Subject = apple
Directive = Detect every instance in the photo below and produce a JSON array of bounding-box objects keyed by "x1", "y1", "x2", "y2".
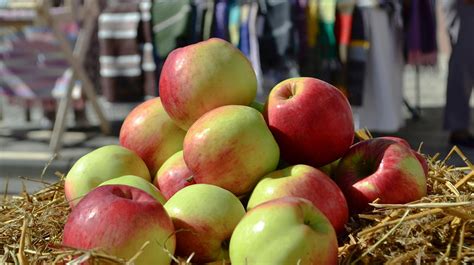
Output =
[
  {"x1": 249, "y1": 100, "x2": 264, "y2": 113},
  {"x1": 247, "y1": 164, "x2": 348, "y2": 233},
  {"x1": 64, "y1": 145, "x2": 151, "y2": 206},
  {"x1": 159, "y1": 38, "x2": 257, "y2": 130},
  {"x1": 183, "y1": 105, "x2": 280, "y2": 196},
  {"x1": 119, "y1": 97, "x2": 186, "y2": 176},
  {"x1": 154, "y1": 150, "x2": 195, "y2": 200},
  {"x1": 333, "y1": 138, "x2": 427, "y2": 214},
  {"x1": 319, "y1": 158, "x2": 341, "y2": 178},
  {"x1": 99, "y1": 175, "x2": 166, "y2": 204},
  {"x1": 229, "y1": 197, "x2": 338, "y2": 265},
  {"x1": 164, "y1": 184, "x2": 245, "y2": 263},
  {"x1": 379, "y1": 136, "x2": 429, "y2": 176},
  {"x1": 264, "y1": 77, "x2": 354, "y2": 167},
  {"x1": 63, "y1": 185, "x2": 176, "y2": 265}
]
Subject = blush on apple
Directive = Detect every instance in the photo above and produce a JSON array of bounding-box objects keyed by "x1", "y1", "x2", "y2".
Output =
[
  {"x1": 334, "y1": 138, "x2": 427, "y2": 214},
  {"x1": 154, "y1": 150, "x2": 195, "y2": 200},
  {"x1": 264, "y1": 77, "x2": 354, "y2": 167},
  {"x1": 63, "y1": 185, "x2": 176, "y2": 265}
]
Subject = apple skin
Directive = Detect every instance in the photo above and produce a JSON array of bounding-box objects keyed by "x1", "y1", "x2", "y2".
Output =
[
  {"x1": 154, "y1": 150, "x2": 195, "y2": 200},
  {"x1": 247, "y1": 164, "x2": 348, "y2": 233},
  {"x1": 333, "y1": 138, "x2": 427, "y2": 214},
  {"x1": 164, "y1": 184, "x2": 246, "y2": 263},
  {"x1": 64, "y1": 145, "x2": 151, "y2": 207},
  {"x1": 379, "y1": 136, "x2": 429, "y2": 177},
  {"x1": 119, "y1": 97, "x2": 186, "y2": 176},
  {"x1": 159, "y1": 38, "x2": 257, "y2": 130},
  {"x1": 184, "y1": 105, "x2": 280, "y2": 196},
  {"x1": 264, "y1": 77, "x2": 354, "y2": 167},
  {"x1": 99, "y1": 175, "x2": 166, "y2": 205},
  {"x1": 63, "y1": 185, "x2": 176, "y2": 265},
  {"x1": 229, "y1": 197, "x2": 338, "y2": 265}
]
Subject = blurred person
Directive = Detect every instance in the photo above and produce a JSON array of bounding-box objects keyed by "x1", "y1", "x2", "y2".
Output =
[{"x1": 443, "y1": 0, "x2": 474, "y2": 148}]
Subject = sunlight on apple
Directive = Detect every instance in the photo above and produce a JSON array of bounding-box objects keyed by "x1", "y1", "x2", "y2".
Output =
[
  {"x1": 253, "y1": 220, "x2": 265, "y2": 233},
  {"x1": 195, "y1": 128, "x2": 211, "y2": 141}
]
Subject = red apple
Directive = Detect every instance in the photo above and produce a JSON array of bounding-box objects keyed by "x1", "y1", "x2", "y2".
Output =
[
  {"x1": 264, "y1": 77, "x2": 354, "y2": 167},
  {"x1": 159, "y1": 38, "x2": 257, "y2": 130},
  {"x1": 63, "y1": 185, "x2": 176, "y2": 264},
  {"x1": 379, "y1": 136, "x2": 429, "y2": 176},
  {"x1": 120, "y1": 97, "x2": 186, "y2": 176},
  {"x1": 247, "y1": 164, "x2": 348, "y2": 233},
  {"x1": 154, "y1": 150, "x2": 195, "y2": 200},
  {"x1": 334, "y1": 138, "x2": 427, "y2": 214}
]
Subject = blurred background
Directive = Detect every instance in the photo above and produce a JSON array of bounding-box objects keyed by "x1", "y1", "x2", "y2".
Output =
[{"x1": 1, "y1": 0, "x2": 473, "y2": 194}]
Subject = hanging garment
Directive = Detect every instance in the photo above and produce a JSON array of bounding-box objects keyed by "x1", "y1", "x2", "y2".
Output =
[
  {"x1": 213, "y1": 0, "x2": 229, "y2": 40},
  {"x1": 404, "y1": 0, "x2": 437, "y2": 65},
  {"x1": 335, "y1": 0, "x2": 354, "y2": 63},
  {"x1": 228, "y1": 0, "x2": 240, "y2": 46},
  {"x1": 99, "y1": 1, "x2": 157, "y2": 102},
  {"x1": 239, "y1": 3, "x2": 251, "y2": 58},
  {"x1": 248, "y1": 1, "x2": 263, "y2": 97},
  {"x1": 346, "y1": 5, "x2": 368, "y2": 106},
  {"x1": 202, "y1": 0, "x2": 214, "y2": 40},
  {"x1": 352, "y1": 5, "x2": 405, "y2": 133},
  {"x1": 151, "y1": 0, "x2": 191, "y2": 58}
]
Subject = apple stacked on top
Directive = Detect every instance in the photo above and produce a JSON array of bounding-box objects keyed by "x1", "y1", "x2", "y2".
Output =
[{"x1": 62, "y1": 38, "x2": 427, "y2": 265}]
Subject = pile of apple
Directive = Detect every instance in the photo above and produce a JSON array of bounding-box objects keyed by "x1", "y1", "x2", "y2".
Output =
[{"x1": 61, "y1": 38, "x2": 428, "y2": 264}]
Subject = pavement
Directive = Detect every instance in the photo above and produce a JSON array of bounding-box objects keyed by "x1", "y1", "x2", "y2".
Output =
[{"x1": 1, "y1": 55, "x2": 473, "y2": 195}]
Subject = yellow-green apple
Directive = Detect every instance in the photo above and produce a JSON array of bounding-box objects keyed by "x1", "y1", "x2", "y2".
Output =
[
  {"x1": 247, "y1": 164, "x2": 348, "y2": 233},
  {"x1": 378, "y1": 136, "x2": 429, "y2": 176},
  {"x1": 63, "y1": 185, "x2": 175, "y2": 265},
  {"x1": 119, "y1": 97, "x2": 186, "y2": 176},
  {"x1": 264, "y1": 77, "x2": 354, "y2": 167},
  {"x1": 333, "y1": 138, "x2": 427, "y2": 214},
  {"x1": 164, "y1": 184, "x2": 245, "y2": 263},
  {"x1": 319, "y1": 158, "x2": 341, "y2": 178},
  {"x1": 64, "y1": 145, "x2": 150, "y2": 206},
  {"x1": 99, "y1": 175, "x2": 166, "y2": 204},
  {"x1": 159, "y1": 38, "x2": 257, "y2": 130},
  {"x1": 183, "y1": 105, "x2": 280, "y2": 196},
  {"x1": 154, "y1": 150, "x2": 195, "y2": 200},
  {"x1": 229, "y1": 197, "x2": 338, "y2": 265}
]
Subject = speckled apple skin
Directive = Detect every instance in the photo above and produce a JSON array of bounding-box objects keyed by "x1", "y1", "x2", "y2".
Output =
[
  {"x1": 164, "y1": 184, "x2": 245, "y2": 263},
  {"x1": 183, "y1": 105, "x2": 280, "y2": 196},
  {"x1": 155, "y1": 150, "x2": 195, "y2": 200},
  {"x1": 63, "y1": 185, "x2": 176, "y2": 265},
  {"x1": 265, "y1": 77, "x2": 354, "y2": 167},
  {"x1": 119, "y1": 97, "x2": 186, "y2": 176},
  {"x1": 230, "y1": 197, "x2": 338, "y2": 265},
  {"x1": 159, "y1": 38, "x2": 257, "y2": 130},
  {"x1": 334, "y1": 138, "x2": 427, "y2": 214},
  {"x1": 247, "y1": 164, "x2": 349, "y2": 233}
]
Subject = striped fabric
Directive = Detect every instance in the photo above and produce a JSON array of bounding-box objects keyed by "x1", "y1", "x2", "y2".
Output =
[{"x1": 98, "y1": 0, "x2": 157, "y2": 101}]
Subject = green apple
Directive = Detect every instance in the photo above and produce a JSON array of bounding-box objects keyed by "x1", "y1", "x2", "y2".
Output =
[
  {"x1": 183, "y1": 105, "x2": 280, "y2": 196},
  {"x1": 64, "y1": 145, "x2": 151, "y2": 206},
  {"x1": 249, "y1": 100, "x2": 264, "y2": 113},
  {"x1": 164, "y1": 184, "x2": 245, "y2": 263},
  {"x1": 229, "y1": 197, "x2": 338, "y2": 265},
  {"x1": 99, "y1": 175, "x2": 166, "y2": 204},
  {"x1": 247, "y1": 164, "x2": 348, "y2": 233},
  {"x1": 159, "y1": 38, "x2": 257, "y2": 130},
  {"x1": 119, "y1": 97, "x2": 186, "y2": 176}
]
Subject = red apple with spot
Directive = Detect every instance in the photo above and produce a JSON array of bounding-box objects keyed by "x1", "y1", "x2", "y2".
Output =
[
  {"x1": 159, "y1": 38, "x2": 257, "y2": 130},
  {"x1": 334, "y1": 138, "x2": 427, "y2": 214},
  {"x1": 120, "y1": 97, "x2": 186, "y2": 176},
  {"x1": 184, "y1": 105, "x2": 280, "y2": 196},
  {"x1": 264, "y1": 77, "x2": 354, "y2": 167},
  {"x1": 247, "y1": 164, "x2": 348, "y2": 233},
  {"x1": 154, "y1": 150, "x2": 195, "y2": 200},
  {"x1": 229, "y1": 197, "x2": 338, "y2": 265},
  {"x1": 63, "y1": 185, "x2": 176, "y2": 265},
  {"x1": 164, "y1": 184, "x2": 246, "y2": 263}
]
